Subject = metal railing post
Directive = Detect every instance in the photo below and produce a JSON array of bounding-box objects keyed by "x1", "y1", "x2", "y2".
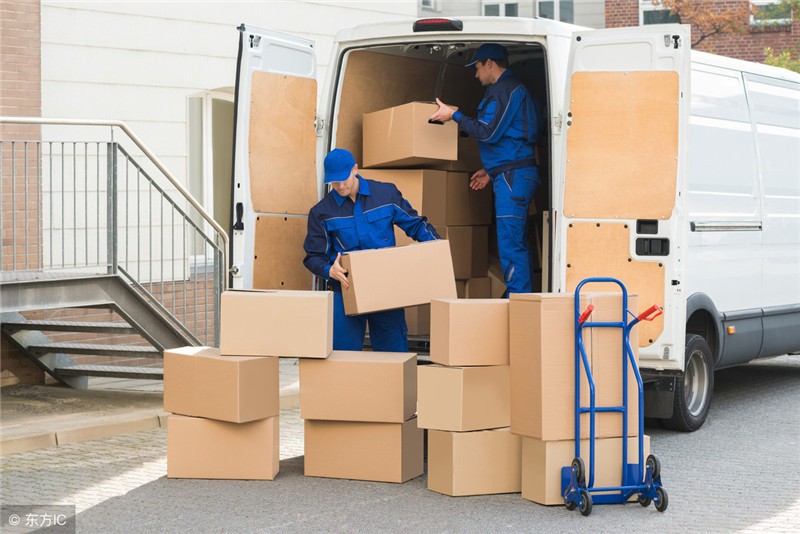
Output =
[{"x1": 106, "y1": 143, "x2": 118, "y2": 274}]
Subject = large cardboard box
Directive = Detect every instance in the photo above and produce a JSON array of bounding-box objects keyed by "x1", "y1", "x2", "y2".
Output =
[
  {"x1": 341, "y1": 240, "x2": 457, "y2": 315},
  {"x1": 220, "y1": 289, "x2": 332, "y2": 358},
  {"x1": 521, "y1": 435, "x2": 651, "y2": 505},
  {"x1": 362, "y1": 102, "x2": 458, "y2": 168},
  {"x1": 430, "y1": 133, "x2": 484, "y2": 172},
  {"x1": 436, "y1": 226, "x2": 489, "y2": 279},
  {"x1": 167, "y1": 415, "x2": 279, "y2": 480},
  {"x1": 456, "y1": 277, "x2": 492, "y2": 299},
  {"x1": 405, "y1": 304, "x2": 430, "y2": 335},
  {"x1": 509, "y1": 293, "x2": 591, "y2": 441},
  {"x1": 304, "y1": 418, "x2": 424, "y2": 483},
  {"x1": 164, "y1": 346, "x2": 278, "y2": 423},
  {"x1": 299, "y1": 351, "x2": 416, "y2": 423},
  {"x1": 361, "y1": 169, "x2": 491, "y2": 234},
  {"x1": 428, "y1": 428, "x2": 521, "y2": 496},
  {"x1": 430, "y1": 299, "x2": 509, "y2": 366},
  {"x1": 417, "y1": 364, "x2": 510, "y2": 431}
]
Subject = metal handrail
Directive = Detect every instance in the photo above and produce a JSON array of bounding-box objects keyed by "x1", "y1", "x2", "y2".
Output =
[{"x1": 0, "y1": 116, "x2": 229, "y2": 285}]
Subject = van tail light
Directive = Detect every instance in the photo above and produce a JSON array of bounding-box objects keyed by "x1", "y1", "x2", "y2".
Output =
[{"x1": 413, "y1": 18, "x2": 463, "y2": 32}]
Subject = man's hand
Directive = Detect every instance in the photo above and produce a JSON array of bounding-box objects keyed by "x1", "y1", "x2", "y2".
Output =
[
  {"x1": 429, "y1": 98, "x2": 455, "y2": 123},
  {"x1": 469, "y1": 169, "x2": 490, "y2": 190},
  {"x1": 329, "y1": 253, "x2": 350, "y2": 289}
]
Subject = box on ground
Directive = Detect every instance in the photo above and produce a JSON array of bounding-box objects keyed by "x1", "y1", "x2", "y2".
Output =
[
  {"x1": 362, "y1": 102, "x2": 458, "y2": 168},
  {"x1": 304, "y1": 418, "x2": 423, "y2": 483},
  {"x1": 436, "y1": 226, "x2": 489, "y2": 279},
  {"x1": 427, "y1": 427, "x2": 521, "y2": 496},
  {"x1": 300, "y1": 351, "x2": 416, "y2": 423},
  {"x1": 405, "y1": 304, "x2": 430, "y2": 335},
  {"x1": 341, "y1": 240, "x2": 457, "y2": 315},
  {"x1": 456, "y1": 277, "x2": 491, "y2": 299},
  {"x1": 220, "y1": 289, "x2": 332, "y2": 358},
  {"x1": 521, "y1": 435, "x2": 651, "y2": 505},
  {"x1": 430, "y1": 299, "x2": 509, "y2": 366},
  {"x1": 360, "y1": 169, "x2": 491, "y2": 229},
  {"x1": 418, "y1": 364, "x2": 510, "y2": 432},
  {"x1": 164, "y1": 346, "x2": 278, "y2": 423},
  {"x1": 167, "y1": 415, "x2": 279, "y2": 480}
]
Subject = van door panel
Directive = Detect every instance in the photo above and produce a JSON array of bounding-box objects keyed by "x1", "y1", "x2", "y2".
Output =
[
  {"x1": 565, "y1": 222, "x2": 665, "y2": 345},
  {"x1": 253, "y1": 215, "x2": 312, "y2": 290},
  {"x1": 563, "y1": 71, "x2": 678, "y2": 219},
  {"x1": 249, "y1": 72, "x2": 318, "y2": 214}
]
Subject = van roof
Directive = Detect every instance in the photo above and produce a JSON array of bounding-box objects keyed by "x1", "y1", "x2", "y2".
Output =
[
  {"x1": 691, "y1": 49, "x2": 800, "y2": 83},
  {"x1": 334, "y1": 16, "x2": 580, "y2": 45}
]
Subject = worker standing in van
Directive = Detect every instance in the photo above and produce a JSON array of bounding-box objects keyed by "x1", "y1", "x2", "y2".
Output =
[
  {"x1": 429, "y1": 43, "x2": 540, "y2": 295},
  {"x1": 303, "y1": 148, "x2": 440, "y2": 352}
]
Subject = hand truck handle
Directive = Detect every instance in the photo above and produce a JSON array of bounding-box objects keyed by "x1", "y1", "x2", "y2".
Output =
[
  {"x1": 578, "y1": 304, "x2": 595, "y2": 324},
  {"x1": 637, "y1": 304, "x2": 663, "y2": 322}
]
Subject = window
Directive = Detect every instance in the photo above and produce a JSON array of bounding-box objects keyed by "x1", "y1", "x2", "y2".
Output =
[
  {"x1": 420, "y1": 0, "x2": 439, "y2": 12},
  {"x1": 536, "y1": 1, "x2": 574, "y2": 24},
  {"x1": 483, "y1": 1, "x2": 518, "y2": 17},
  {"x1": 751, "y1": 0, "x2": 793, "y2": 26},
  {"x1": 639, "y1": 0, "x2": 680, "y2": 26}
]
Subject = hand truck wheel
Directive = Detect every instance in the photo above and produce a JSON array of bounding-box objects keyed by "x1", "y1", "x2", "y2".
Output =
[
  {"x1": 646, "y1": 454, "x2": 661, "y2": 480},
  {"x1": 579, "y1": 489, "x2": 592, "y2": 517},
  {"x1": 637, "y1": 493, "x2": 652, "y2": 507},
  {"x1": 654, "y1": 486, "x2": 669, "y2": 512},
  {"x1": 571, "y1": 457, "x2": 586, "y2": 486}
]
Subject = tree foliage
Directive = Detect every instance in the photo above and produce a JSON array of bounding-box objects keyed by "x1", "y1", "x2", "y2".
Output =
[{"x1": 764, "y1": 47, "x2": 800, "y2": 72}]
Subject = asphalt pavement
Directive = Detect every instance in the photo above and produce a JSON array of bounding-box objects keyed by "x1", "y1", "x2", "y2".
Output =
[{"x1": 1, "y1": 355, "x2": 799, "y2": 533}]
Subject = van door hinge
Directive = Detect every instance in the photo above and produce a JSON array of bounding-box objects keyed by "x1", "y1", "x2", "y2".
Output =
[
  {"x1": 553, "y1": 112, "x2": 563, "y2": 134},
  {"x1": 314, "y1": 116, "x2": 324, "y2": 137},
  {"x1": 249, "y1": 35, "x2": 261, "y2": 48}
]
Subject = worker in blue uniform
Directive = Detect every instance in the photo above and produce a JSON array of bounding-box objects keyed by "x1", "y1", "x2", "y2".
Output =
[
  {"x1": 303, "y1": 148, "x2": 440, "y2": 352},
  {"x1": 429, "y1": 43, "x2": 541, "y2": 295}
]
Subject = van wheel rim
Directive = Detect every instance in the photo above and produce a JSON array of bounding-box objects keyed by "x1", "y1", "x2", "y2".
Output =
[{"x1": 685, "y1": 348, "x2": 709, "y2": 417}]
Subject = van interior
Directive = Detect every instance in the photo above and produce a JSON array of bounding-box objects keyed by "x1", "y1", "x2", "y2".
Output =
[{"x1": 330, "y1": 42, "x2": 551, "y2": 293}]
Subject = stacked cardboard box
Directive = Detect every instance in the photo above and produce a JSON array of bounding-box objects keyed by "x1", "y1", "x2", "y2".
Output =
[
  {"x1": 509, "y1": 292, "x2": 646, "y2": 505},
  {"x1": 300, "y1": 351, "x2": 423, "y2": 483},
  {"x1": 419, "y1": 298, "x2": 521, "y2": 496},
  {"x1": 165, "y1": 289, "x2": 334, "y2": 480},
  {"x1": 360, "y1": 103, "x2": 492, "y2": 333}
]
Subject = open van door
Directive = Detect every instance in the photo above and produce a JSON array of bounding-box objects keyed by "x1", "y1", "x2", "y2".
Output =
[
  {"x1": 230, "y1": 24, "x2": 319, "y2": 290},
  {"x1": 554, "y1": 25, "x2": 691, "y2": 372}
]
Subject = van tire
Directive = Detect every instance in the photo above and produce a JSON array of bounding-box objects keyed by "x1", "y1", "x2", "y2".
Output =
[{"x1": 664, "y1": 334, "x2": 714, "y2": 432}]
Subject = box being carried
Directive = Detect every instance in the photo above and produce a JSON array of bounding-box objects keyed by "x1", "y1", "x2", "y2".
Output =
[
  {"x1": 341, "y1": 240, "x2": 457, "y2": 315},
  {"x1": 362, "y1": 102, "x2": 458, "y2": 168},
  {"x1": 219, "y1": 289, "x2": 332, "y2": 358}
]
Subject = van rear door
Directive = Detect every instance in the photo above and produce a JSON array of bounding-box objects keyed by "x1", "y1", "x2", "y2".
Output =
[
  {"x1": 231, "y1": 25, "x2": 319, "y2": 290},
  {"x1": 554, "y1": 25, "x2": 691, "y2": 371}
]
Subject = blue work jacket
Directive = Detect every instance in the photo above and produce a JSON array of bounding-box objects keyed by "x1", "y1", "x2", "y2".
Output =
[
  {"x1": 453, "y1": 70, "x2": 539, "y2": 176},
  {"x1": 303, "y1": 175, "x2": 440, "y2": 290}
]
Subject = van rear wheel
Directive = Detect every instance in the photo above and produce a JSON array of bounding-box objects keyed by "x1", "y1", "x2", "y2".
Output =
[{"x1": 664, "y1": 334, "x2": 714, "y2": 432}]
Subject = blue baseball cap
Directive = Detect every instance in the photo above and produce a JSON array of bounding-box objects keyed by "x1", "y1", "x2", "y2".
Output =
[
  {"x1": 323, "y1": 148, "x2": 356, "y2": 184},
  {"x1": 466, "y1": 43, "x2": 508, "y2": 67}
]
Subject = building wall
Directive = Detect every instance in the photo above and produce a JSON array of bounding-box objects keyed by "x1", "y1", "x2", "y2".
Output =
[
  {"x1": 1, "y1": 0, "x2": 45, "y2": 386},
  {"x1": 423, "y1": 1, "x2": 605, "y2": 28},
  {"x1": 606, "y1": 1, "x2": 799, "y2": 63}
]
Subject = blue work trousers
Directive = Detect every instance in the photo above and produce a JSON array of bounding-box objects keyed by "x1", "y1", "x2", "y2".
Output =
[
  {"x1": 492, "y1": 166, "x2": 540, "y2": 295},
  {"x1": 332, "y1": 290, "x2": 408, "y2": 352}
]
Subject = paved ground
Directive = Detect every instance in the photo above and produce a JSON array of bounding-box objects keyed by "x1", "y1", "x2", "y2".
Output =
[{"x1": 1, "y1": 355, "x2": 798, "y2": 532}]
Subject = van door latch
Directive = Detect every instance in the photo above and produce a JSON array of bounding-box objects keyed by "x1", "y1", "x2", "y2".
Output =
[
  {"x1": 314, "y1": 116, "x2": 325, "y2": 137},
  {"x1": 554, "y1": 112, "x2": 563, "y2": 134}
]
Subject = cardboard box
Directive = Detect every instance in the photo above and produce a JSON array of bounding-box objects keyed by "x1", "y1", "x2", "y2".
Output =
[
  {"x1": 300, "y1": 351, "x2": 416, "y2": 423},
  {"x1": 220, "y1": 289, "x2": 332, "y2": 358},
  {"x1": 436, "y1": 226, "x2": 489, "y2": 280},
  {"x1": 456, "y1": 277, "x2": 492, "y2": 299},
  {"x1": 509, "y1": 293, "x2": 591, "y2": 441},
  {"x1": 167, "y1": 415, "x2": 279, "y2": 480},
  {"x1": 360, "y1": 169, "x2": 491, "y2": 229},
  {"x1": 341, "y1": 240, "x2": 457, "y2": 315},
  {"x1": 488, "y1": 257, "x2": 506, "y2": 298},
  {"x1": 417, "y1": 364, "x2": 510, "y2": 431},
  {"x1": 362, "y1": 102, "x2": 458, "y2": 168},
  {"x1": 430, "y1": 133, "x2": 484, "y2": 172},
  {"x1": 430, "y1": 299, "x2": 509, "y2": 366},
  {"x1": 428, "y1": 427, "x2": 521, "y2": 496},
  {"x1": 521, "y1": 435, "x2": 651, "y2": 505},
  {"x1": 163, "y1": 346, "x2": 278, "y2": 423},
  {"x1": 405, "y1": 304, "x2": 431, "y2": 335},
  {"x1": 304, "y1": 418, "x2": 424, "y2": 483}
]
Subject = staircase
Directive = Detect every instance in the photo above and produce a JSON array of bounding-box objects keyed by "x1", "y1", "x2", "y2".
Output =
[{"x1": 0, "y1": 118, "x2": 228, "y2": 388}]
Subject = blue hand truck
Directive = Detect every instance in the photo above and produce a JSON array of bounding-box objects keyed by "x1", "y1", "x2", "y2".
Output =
[{"x1": 561, "y1": 277, "x2": 668, "y2": 516}]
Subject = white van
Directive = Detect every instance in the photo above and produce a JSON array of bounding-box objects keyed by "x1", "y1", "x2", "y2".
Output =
[{"x1": 230, "y1": 17, "x2": 800, "y2": 431}]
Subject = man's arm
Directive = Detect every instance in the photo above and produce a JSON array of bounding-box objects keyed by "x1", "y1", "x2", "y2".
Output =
[
  {"x1": 453, "y1": 85, "x2": 526, "y2": 144},
  {"x1": 303, "y1": 213, "x2": 333, "y2": 280},
  {"x1": 388, "y1": 185, "x2": 440, "y2": 242}
]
